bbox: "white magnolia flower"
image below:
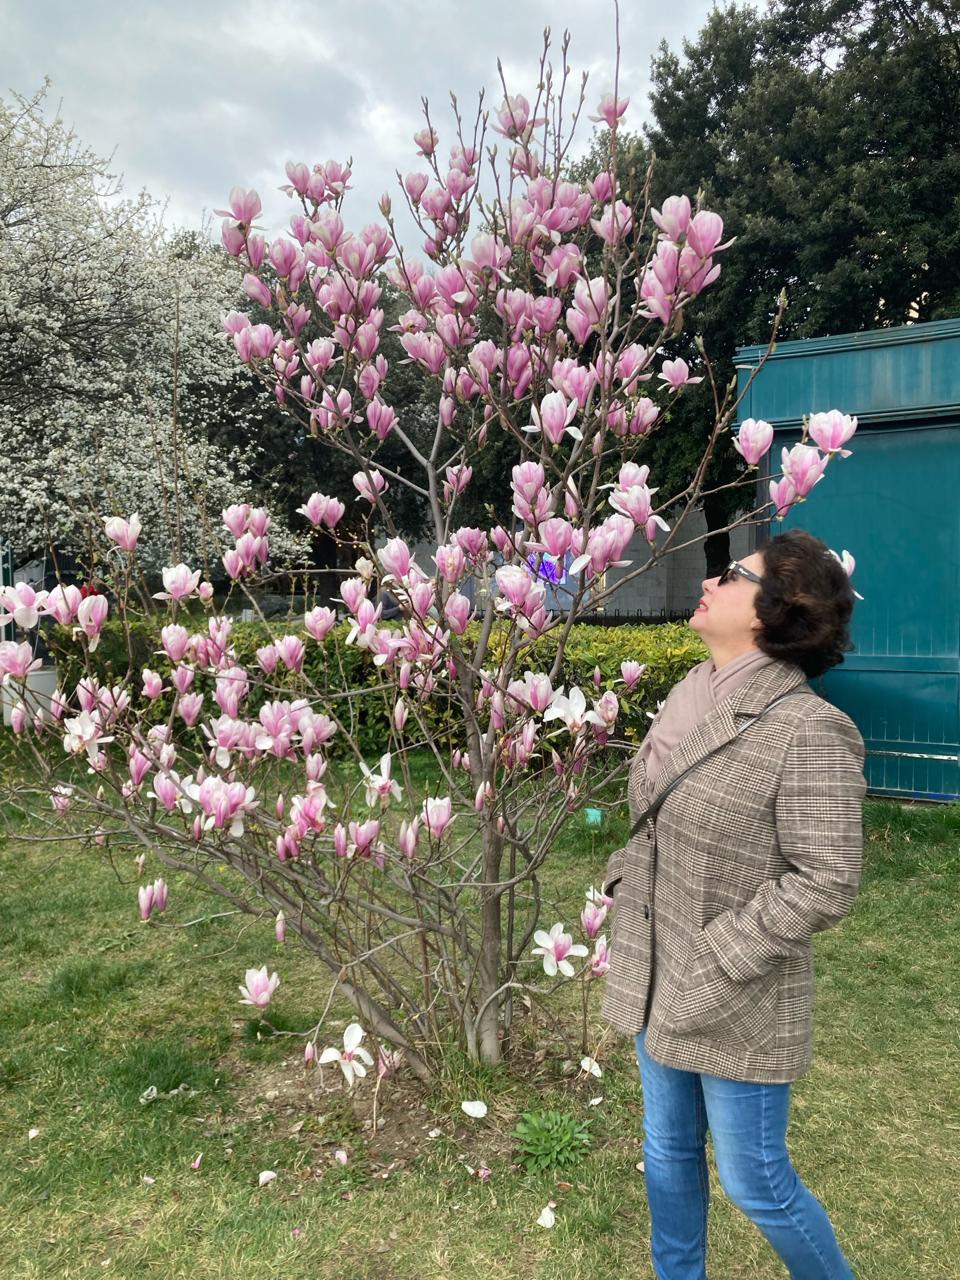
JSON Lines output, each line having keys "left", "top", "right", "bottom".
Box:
{"left": 543, "top": 686, "right": 605, "bottom": 734}
{"left": 531, "top": 922, "right": 588, "bottom": 978}
{"left": 318, "top": 1022, "right": 375, "bottom": 1088}
{"left": 359, "top": 753, "right": 403, "bottom": 807}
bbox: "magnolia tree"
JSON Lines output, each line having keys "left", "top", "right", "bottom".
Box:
{"left": 7, "top": 32, "right": 859, "bottom": 1082}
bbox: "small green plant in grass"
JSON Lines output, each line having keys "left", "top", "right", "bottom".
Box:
{"left": 512, "top": 1108, "right": 592, "bottom": 1174}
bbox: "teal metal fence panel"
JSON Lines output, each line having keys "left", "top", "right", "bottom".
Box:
{"left": 736, "top": 317, "right": 960, "bottom": 801}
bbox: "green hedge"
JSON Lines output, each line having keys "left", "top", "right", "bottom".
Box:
{"left": 46, "top": 618, "right": 707, "bottom": 754}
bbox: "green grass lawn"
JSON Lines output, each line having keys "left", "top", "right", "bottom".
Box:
{"left": 1, "top": 784, "right": 958, "bottom": 1279}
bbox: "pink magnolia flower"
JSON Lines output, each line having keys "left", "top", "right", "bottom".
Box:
{"left": 413, "top": 127, "right": 439, "bottom": 157}
{"left": 610, "top": 483, "right": 653, "bottom": 525}
{"left": 590, "top": 94, "right": 629, "bottom": 128}
{"left": 658, "top": 358, "right": 703, "bottom": 391}
{"left": 0, "top": 583, "right": 48, "bottom": 630}
{"left": 138, "top": 883, "right": 155, "bottom": 921}
{"left": 685, "top": 210, "right": 725, "bottom": 258}
{"left": 277, "top": 635, "right": 305, "bottom": 672}
{"left": 152, "top": 877, "right": 168, "bottom": 914}
{"left": 77, "top": 595, "right": 109, "bottom": 651}
{"left": 215, "top": 186, "right": 262, "bottom": 226}
{"left": 620, "top": 661, "right": 647, "bottom": 689}
{"left": 296, "top": 492, "right": 345, "bottom": 529}
{"left": 495, "top": 565, "right": 536, "bottom": 612}
{"left": 275, "top": 911, "right": 286, "bottom": 944}
{"left": 128, "top": 747, "right": 151, "bottom": 788}
{"left": 651, "top": 194, "right": 691, "bottom": 241}
{"left": 154, "top": 564, "right": 201, "bottom": 602}
{"left": 593, "top": 690, "right": 620, "bottom": 730}
{"left": 590, "top": 200, "right": 633, "bottom": 246}
{"left": 591, "top": 935, "right": 610, "bottom": 977}
{"left": 170, "top": 665, "right": 194, "bottom": 696}
{"left": 305, "top": 607, "right": 337, "bottom": 642}
{"left": 769, "top": 476, "right": 798, "bottom": 519}
{"left": 443, "top": 592, "right": 472, "bottom": 635}
{"left": 51, "top": 784, "right": 73, "bottom": 815}
{"left": 142, "top": 669, "right": 165, "bottom": 699}
{"left": 734, "top": 418, "right": 774, "bottom": 466}
{"left": 177, "top": 692, "right": 204, "bottom": 727}
{"left": 404, "top": 172, "right": 429, "bottom": 202}
{"left": 572, "top": 276, "right": 610, "bottom": 325}
{"left": 318, "top": 1023, "right": 374, "bottom": 1087}
{"left": 443, "top": 464, "right": 473, "bottom": 503}
{"left": 0, "top": 640, "right": 41, "bottom": 684}
{"left": 160, "top": 624, "right": 190, "bottom": 664}
{"left": 242, "top": 274, "right": 272, "bottom": 310}
{"left": 421, "top": 795, "right": 454, "bottom": 840}
{"left": 352, "top": 470, "right": 388, "bottom": 503}
{"left": 398, "top": 817, "right": 420, "bottom": 860}
{"left": 44, "top": 584, "right": 82, "bottom": 626}
{"left": 808, "top": 410, "right": 857, "bottom": 457}
{"left": 222, "top": 549, "right": 244, "bottom": 581}
{"left": 378, "top": 537, "right": 412, "bottom": 582}
{"left": 781, "top": 443, "right": 828, "bottom": 498}
{"left": 435, "top": 544, "right": 466, "bottom": 584}
{"left": 531, "top": 922, "right": 588, "bottom": 978}
{"left": 103, "top": 513, "right": 141, "bottom": 552}
{"left": 493, "top": 93, "right": 540, "bottom": 139}
{"left": 828, "top": 548, "right": 865, "bottom": 600}
{"left": 586, "top": 884, "right": 614, "bottom": 910}
{"left": 222, "top": 503, "right": 251, "bottom": 538}
{"left": 347, "top": 818, "right": 382, "bottom": 859}
{"left": 581, "top": 900, "right": 609, "bottom": 939}
{"left": 239, "top": 965, "right": 280, "bottom": 1009}
{"left": 528, "top": 391, "right": 581, "bottom": 446}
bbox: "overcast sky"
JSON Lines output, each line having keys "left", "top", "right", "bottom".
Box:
{"left": 2, "top": 0, "right": 719, "bottom": 243}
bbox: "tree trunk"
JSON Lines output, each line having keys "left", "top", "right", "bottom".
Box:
{"left": 702, "top": 491, "right": 732, "bottom": 577}
{"left": 476, "top": 826, "right": 504, "bottom": 1064}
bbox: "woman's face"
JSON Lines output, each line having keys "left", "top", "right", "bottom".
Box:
{"left": 689, "top": 550, "right": 765, "bottom": 651}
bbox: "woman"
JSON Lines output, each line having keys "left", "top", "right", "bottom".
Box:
{"left": 602, "top": 528, "right": 865, "bottom": 1280}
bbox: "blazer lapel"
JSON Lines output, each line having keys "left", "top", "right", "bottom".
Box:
{"left": 647, "top": 660, "right": 807, "bottom": 808}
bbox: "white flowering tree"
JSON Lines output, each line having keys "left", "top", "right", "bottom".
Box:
{"left": 0, "top": 85, "right": 305, "bottom": 575}
{"left": 6, "top": 30, "right": 858, "bottom": 1081}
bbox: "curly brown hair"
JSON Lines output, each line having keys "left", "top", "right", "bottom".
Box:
{"left": 755, "top": 529, "right": 855, "bottom": 678}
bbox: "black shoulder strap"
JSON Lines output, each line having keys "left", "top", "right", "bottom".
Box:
{"left": 628, "top": 689, "right": 810, "bottom": 841}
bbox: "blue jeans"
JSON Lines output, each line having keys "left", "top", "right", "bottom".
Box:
{"left": 635, "top": 1030, "right": 856, "bottom": 1279}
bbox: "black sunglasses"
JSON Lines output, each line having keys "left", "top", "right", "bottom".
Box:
{"left": 717, "top": 560, "right": 764, "bottom": 586}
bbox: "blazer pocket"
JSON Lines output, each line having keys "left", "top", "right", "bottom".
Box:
{"left": 602, "top": 848, "right": 625, "bottom": 898}
{"left": 668, "top": 932, "right": 777, "bottom": 1053}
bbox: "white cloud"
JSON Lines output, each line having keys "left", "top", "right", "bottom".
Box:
{"left": 0, "top": 0, "right": 719, "bottom": 242}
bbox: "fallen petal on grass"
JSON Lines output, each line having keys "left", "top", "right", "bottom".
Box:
{"left": 460, "top": 1099, "right": 488, "bottom": 1119}
{"left": 258, "top": 1170, "right": 277, "bottom": 1187}
{"left": 536, "top": 1203, "right": 556, "bottom": 1229}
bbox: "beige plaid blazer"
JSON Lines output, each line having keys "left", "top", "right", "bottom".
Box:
{"left": 601, "top": 659, "right": 866, "bottom": 1083}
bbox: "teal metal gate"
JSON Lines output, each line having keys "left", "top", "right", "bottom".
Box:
{"left": 736, "top": 317, "right": 960, "bottom": 801}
